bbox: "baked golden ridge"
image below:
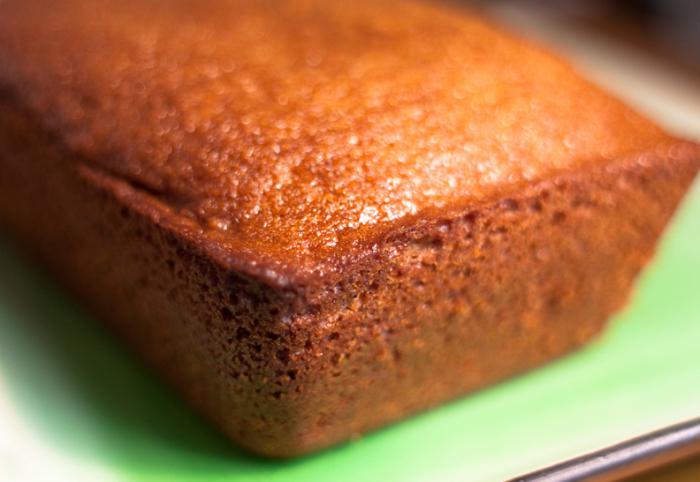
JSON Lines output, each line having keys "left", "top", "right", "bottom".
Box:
{"left": 0, "top": 0, "right": 698, "bottom": 457}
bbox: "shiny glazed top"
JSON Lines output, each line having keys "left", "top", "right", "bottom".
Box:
{"left": 0, "top": 0, "right": 673, "bottom": 283}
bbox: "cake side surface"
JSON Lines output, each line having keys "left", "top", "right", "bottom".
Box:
{"left": 0, "top": 0, "right": 681, "bottom": 285}
{"left": 0, "top": 97, "right": 310, "bottom": 453}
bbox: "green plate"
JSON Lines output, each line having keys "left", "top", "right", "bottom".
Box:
{"left": 0, "top": 178, "right": 699, "bottom": 482}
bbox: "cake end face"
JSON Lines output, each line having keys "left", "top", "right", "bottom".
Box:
{"left": 234, "top": 144, "right": 698, "bottom": 456}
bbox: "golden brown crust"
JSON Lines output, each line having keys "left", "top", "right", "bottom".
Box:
{"left": 0, "top": 0, "right": 685, "bottom": 287}
{"left": 1, "top": 0, "right": 699, "bottom": 458}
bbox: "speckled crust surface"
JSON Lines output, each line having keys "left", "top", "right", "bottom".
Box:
{"left": 0, "top": 0, "right": 698, "bottom": 457}
{"left": 0, "top": 0, "right": 682, "bottom": 286}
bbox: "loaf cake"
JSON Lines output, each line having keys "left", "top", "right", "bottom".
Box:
{"left": 0, "top": 0, "right": 698, "bottom": 457}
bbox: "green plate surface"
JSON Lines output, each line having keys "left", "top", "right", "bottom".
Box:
{"left": 0, "top": 179, "right": 699, "bottom": 482}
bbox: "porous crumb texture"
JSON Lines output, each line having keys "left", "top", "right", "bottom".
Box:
{"left": 0, "top": 0, "right": 699, "bottom": 458}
